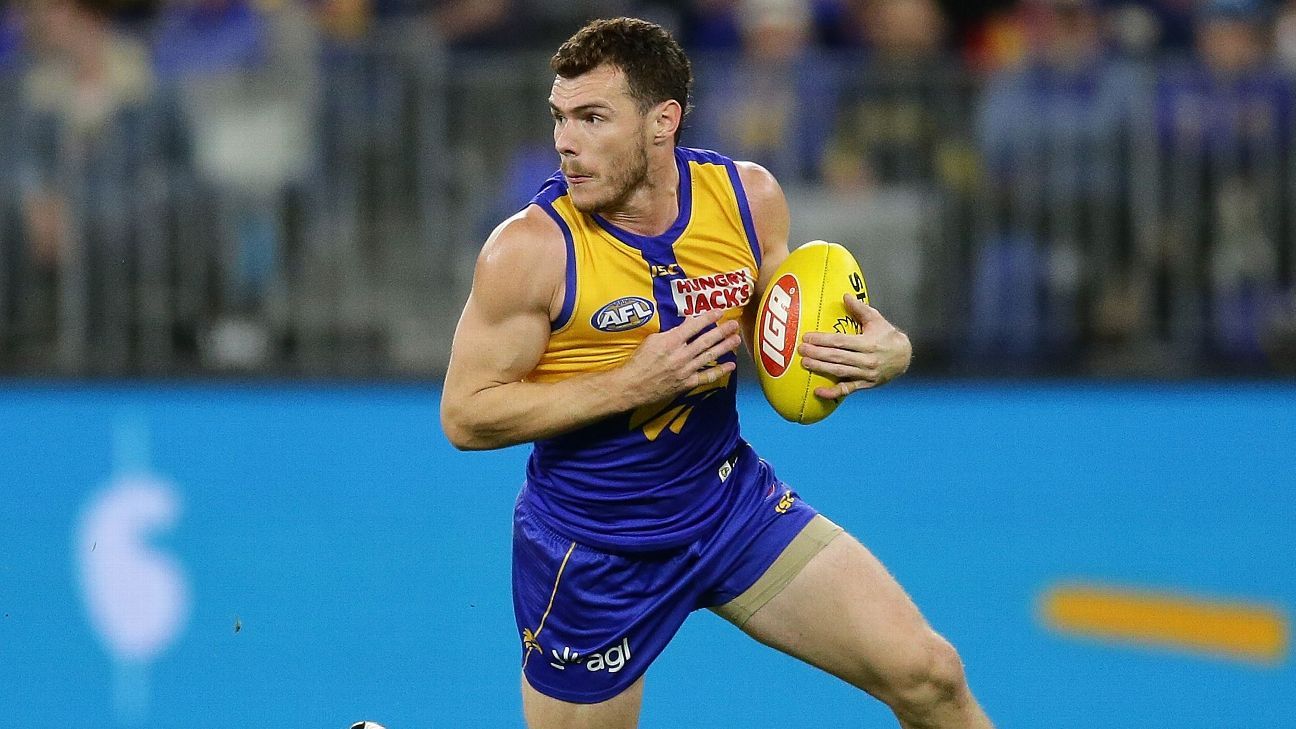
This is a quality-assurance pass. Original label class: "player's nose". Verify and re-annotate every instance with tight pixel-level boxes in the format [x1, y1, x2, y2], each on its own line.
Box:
[554, 123, 579, 157]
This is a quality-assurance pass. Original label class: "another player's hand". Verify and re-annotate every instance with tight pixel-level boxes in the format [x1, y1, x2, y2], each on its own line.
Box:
[798, 295, 911, 400]
[619, 309, 741, 406]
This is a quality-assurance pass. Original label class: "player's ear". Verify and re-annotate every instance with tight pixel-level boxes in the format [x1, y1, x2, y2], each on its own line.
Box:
[652, 100, 682, 145]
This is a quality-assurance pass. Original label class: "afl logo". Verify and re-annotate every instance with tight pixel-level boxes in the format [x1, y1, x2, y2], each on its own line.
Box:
[758, 274, 800, 377]
[593, 296, 656, 332]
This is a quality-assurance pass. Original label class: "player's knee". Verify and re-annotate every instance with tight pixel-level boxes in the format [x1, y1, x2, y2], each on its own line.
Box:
[885, 632, 968, 720]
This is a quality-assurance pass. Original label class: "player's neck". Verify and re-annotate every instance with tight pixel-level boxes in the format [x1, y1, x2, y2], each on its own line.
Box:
[597, 150, 680, 237]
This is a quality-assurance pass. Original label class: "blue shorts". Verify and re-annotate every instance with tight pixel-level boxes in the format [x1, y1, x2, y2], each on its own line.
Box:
[512, 442, 822, 704]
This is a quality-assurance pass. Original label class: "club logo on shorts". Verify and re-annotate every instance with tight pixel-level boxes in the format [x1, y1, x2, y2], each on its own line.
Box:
[522, 627, 542, 654]
[548, 637, 633, 673]
[775, 489, 796, 515]
[592, 297, 655, 332]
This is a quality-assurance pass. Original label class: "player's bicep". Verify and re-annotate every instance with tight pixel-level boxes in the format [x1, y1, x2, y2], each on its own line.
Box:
[736, 161, 792, 350]
[443, 210, 562, 403]
[447, 290, 550, 394]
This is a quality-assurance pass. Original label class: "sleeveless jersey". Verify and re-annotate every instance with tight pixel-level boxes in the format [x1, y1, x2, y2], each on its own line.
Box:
[521, 147, 763, 552]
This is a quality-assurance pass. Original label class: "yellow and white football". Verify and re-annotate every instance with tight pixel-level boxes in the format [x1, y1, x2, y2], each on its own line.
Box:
[754, 240, 869, 425]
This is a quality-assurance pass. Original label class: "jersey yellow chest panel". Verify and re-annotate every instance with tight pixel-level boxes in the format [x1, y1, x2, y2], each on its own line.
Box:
[528, 152, 760, 384]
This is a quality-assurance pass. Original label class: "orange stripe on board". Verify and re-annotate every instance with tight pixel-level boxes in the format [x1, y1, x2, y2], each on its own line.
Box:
[1040, 583, 1290, 665]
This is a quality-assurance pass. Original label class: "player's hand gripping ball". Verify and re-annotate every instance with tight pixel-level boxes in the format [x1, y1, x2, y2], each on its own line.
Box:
[755, 240, 869, 424]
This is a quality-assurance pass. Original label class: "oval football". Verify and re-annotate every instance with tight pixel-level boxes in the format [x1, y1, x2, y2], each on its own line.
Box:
[754, 241, 869, 424]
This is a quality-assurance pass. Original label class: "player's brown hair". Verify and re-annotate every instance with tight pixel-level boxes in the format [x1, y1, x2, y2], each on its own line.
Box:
[550, 17, 692, 143]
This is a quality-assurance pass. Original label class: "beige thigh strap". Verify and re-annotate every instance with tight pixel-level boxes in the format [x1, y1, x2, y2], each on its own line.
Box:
[711, 515, 843, 629]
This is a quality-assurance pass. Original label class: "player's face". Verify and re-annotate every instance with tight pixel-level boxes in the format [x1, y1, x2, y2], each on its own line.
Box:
[550, 65, 651, 214]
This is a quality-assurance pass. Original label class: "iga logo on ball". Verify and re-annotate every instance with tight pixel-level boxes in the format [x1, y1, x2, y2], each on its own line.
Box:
[758, 274, 800, 377]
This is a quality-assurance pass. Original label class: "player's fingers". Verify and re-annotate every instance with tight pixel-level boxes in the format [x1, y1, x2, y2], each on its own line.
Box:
[688, 361, 735, 389]
[813, 384, 843, 400]
[684, 319, 739, 356]
[845, 294, 880, 321]
[674, 309, 726, 340]
[815, 383, 855, 400]
[814, 379, 873, 400]
[800, 356, 855, 379]
[798, 342, 875, 367]
[688, 332, 742, 371]
[801, 331, 876, 353]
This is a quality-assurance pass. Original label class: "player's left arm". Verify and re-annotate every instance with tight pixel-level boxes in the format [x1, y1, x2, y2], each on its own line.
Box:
[736, 161, 912, 398]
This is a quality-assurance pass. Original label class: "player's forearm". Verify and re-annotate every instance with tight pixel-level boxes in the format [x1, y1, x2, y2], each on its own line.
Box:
[441, 368, 634, 450]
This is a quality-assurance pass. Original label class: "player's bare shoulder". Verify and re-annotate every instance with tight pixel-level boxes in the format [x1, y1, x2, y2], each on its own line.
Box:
[733, 161, 789, 228]
[733, 161, 791, 301]
[474, 205, 568, 319]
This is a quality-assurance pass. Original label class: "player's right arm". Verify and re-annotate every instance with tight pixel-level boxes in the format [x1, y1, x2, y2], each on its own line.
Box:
[440, 206, 741, 451]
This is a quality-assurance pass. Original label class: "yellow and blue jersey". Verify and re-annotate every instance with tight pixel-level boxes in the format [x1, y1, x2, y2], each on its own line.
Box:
[521, 147, 763, 551]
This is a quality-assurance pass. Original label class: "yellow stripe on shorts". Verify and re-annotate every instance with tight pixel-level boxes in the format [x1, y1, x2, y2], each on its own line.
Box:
[523, 541, 577, 670]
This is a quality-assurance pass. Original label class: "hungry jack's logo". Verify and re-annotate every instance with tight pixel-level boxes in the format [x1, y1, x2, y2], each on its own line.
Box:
[671, 268, 753, 317]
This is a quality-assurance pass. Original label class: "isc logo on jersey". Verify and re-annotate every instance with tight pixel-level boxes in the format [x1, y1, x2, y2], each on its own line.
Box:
[671, 268, 753, 317]
[592, 296, 655, 332]
[759, 274, 800, 377]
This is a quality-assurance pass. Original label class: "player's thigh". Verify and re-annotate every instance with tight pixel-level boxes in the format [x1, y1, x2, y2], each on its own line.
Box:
[736, 530, 950, 699]
[522, 673, 644, 729]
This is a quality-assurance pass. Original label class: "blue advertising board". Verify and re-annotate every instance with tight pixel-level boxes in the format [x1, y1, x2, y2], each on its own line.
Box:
[1, 382, 1292, 727]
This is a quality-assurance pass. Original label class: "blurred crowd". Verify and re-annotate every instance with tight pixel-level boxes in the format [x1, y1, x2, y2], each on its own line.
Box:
[13, 0, 1296, 66]
[0, 0, 1294, 376]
